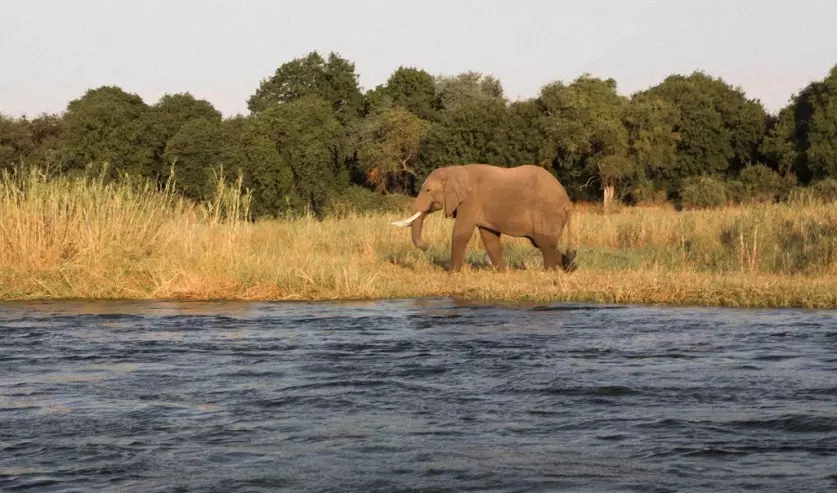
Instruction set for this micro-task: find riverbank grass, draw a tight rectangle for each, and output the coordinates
[2,169,837,308]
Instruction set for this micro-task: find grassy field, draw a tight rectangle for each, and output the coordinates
[2,168,837,308]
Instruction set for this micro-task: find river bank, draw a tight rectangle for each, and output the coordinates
[2,170,836,308]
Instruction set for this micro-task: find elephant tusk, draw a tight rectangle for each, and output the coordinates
[390,211,423,227]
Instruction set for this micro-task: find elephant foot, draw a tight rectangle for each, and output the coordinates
[561,250,578,272]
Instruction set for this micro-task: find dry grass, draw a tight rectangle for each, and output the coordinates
[2,168,837,308]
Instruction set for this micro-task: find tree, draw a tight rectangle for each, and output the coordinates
[806,67,837,181]
[149,93,221,136]
[488,100,544,165]
[146,92,222,180]
[0,112,64,174]
[366,66,438,120]
[163,119,226,200]
[434,71,505,113]
[353,105,429,193]
[537,75,631,208]
[163,115,294,218]
[762,64,837,183]
[247,51,364,125]
[0,114,32,172]
[255,95,348,215]
[59,86,156,179]
[25,113,64,172]
[622,93,680,199]
[221,116,293,219]
[417,97,509,181]
[760,108,800,179]
[642,71,767,182]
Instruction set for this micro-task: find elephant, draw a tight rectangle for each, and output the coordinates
[391,164,576,272]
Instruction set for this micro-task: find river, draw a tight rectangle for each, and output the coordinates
[1,298,835,492]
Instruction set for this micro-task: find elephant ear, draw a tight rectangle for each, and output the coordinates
[443,167,470,218]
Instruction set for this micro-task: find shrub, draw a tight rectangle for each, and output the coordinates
[724,180,746,204]
[811,178,837,202]
[680,176,728,209]
[326,185,412,217]
[624,179,668,206]
[737,164,789,203]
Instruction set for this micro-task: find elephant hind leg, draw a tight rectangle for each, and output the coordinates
[478,227,507,271]
[532,233,560,270]
[526,236,539,249]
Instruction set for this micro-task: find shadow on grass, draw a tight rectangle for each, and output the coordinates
[384,247,530,271]
[384,244,685,274]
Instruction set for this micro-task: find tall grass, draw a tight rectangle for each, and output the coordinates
[2,167,836,308]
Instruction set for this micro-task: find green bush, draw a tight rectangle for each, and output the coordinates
[724,180,746,204]
[326,185,413,217]
[625,179,668,205]
[680,176,728,209]
[737,164,789,203]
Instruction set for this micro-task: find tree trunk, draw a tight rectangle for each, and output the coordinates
[603,184,616,209]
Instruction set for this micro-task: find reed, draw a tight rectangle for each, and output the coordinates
[2,168,836,308]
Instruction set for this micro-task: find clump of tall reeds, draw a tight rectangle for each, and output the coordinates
[572,197,837,276]
[0,164,251,298]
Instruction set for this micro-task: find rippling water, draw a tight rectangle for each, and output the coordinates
[1,298,836,492]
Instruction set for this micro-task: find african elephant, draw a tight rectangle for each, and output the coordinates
[391,164,576,272]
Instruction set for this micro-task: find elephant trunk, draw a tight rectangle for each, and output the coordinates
[410,212,429,250]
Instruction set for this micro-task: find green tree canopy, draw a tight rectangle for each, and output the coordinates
[352,105,429,193]
[418,97,509,179]
[164,115,293,218]
[4,54,835,214]
[0,114,32,172]
[59,86,156,178]
[761,64,837,183]
[537,75,630,206]
[247,51,364,125]
[434,71,505,113]
[145,92,222,179]
[642,71,767,181]
[163,118,226,200]
[366,66,438,120]
[485,100,544,166]
[23,113,65,173]
[255,95,348,215]
[622,92,680,197]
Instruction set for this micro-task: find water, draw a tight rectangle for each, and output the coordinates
[1,298,836,492]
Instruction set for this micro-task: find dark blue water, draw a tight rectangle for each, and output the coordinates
[1,298,836,492]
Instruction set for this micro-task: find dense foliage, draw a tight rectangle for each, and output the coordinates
[2,51,837,218]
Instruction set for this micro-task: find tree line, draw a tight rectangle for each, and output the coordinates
[2,51,837,217]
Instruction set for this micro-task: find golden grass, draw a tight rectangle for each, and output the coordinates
[2,168,837,308]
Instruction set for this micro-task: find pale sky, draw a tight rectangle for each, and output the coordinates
[2,0,836,118]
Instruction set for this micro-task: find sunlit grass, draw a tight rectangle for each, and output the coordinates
[2,167,837,308]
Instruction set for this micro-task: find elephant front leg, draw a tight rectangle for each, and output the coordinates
[449,221,475,272]
[478,227,507,271]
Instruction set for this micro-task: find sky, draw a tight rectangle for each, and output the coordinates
[2,0,836,118]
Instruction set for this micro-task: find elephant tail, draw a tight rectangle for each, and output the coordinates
[562,205,577,272]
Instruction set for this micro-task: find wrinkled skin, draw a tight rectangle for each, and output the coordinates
[394,164,577,272]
